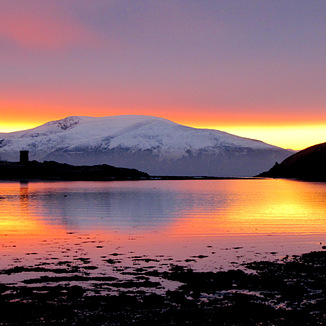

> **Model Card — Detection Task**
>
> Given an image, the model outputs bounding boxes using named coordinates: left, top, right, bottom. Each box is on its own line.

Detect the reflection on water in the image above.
left=34, top=186, right=191, bottom=230
left=1, top=179, right=326, bottom=274
left=2, top=179, right=326, bottom=235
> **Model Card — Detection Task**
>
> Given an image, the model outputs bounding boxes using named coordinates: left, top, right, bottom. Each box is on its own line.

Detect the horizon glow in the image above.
left=217, top=125, right=326, bottom=150
left=0, top=116, right=325, bottom=151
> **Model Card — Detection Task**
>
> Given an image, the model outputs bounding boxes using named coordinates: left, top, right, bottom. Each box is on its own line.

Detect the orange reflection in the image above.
left=1, top=180, right=326, bottom=248
left=167, top=180, right=326, bottom=237
left=0, top=183, right=57, bottom=238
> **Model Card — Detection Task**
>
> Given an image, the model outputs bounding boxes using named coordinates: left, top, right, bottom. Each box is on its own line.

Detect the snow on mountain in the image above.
left=0, top=115, right=292, bottom=176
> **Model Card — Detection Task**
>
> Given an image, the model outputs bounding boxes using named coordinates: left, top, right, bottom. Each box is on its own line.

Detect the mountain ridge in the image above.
left=0, top=115, right=292, bottom=177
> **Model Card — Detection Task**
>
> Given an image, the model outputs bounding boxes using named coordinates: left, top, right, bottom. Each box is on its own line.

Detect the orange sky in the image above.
left=0, top=101, right=325, bottom=150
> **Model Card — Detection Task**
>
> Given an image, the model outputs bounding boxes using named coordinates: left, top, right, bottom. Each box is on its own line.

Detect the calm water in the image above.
left=1, top=179, right=326, bottom=291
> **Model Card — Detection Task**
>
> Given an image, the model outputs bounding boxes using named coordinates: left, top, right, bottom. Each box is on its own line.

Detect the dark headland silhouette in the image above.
left=0, top=151, right=254, bottom=181
left=258, top=142, right=326, bottom=181
left=0, top=151, right=149, bottom=181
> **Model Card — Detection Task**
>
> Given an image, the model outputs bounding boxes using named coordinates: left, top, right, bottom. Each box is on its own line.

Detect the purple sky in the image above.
left=1, top=1, right=326, bottom=148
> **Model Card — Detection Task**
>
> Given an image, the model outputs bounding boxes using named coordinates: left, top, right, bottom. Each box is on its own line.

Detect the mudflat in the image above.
left=1, top=250, right=326, bottom=325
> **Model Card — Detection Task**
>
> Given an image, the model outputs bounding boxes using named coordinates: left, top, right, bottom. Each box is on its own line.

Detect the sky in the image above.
left=0, top=0, right=326, bottom=150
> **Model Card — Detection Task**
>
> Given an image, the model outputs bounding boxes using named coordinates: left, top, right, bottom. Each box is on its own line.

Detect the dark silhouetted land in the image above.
left=0, top=160, right=149, bottom=181
left=258, top=142, right=326, bottom=181
left=0, top=159, right=256, bottom=181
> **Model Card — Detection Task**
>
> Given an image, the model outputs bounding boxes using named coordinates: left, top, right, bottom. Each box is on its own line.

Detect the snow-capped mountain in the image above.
left=0, top=115, right=292, bottom=176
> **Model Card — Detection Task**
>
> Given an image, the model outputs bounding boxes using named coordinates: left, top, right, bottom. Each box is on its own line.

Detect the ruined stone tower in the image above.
left=20, top=150, right=29, bottom=164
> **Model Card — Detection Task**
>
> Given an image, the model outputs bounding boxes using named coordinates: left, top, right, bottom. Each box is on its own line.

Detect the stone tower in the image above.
left=20, top=150, right=29, bottom=164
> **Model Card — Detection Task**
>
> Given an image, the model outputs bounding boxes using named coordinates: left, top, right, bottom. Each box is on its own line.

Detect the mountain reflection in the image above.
left=2, top=180, right=326, bottom=236
left=27, top=183, right=209, bottom=231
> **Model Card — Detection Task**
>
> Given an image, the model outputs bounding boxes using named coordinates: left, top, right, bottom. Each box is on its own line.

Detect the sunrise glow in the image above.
left=1, top=115, right=325, bottom=151
left=216, top=125, right=326, bottom=150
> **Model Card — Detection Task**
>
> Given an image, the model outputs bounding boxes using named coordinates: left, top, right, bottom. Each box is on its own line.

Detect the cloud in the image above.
left=0, top=1, right=101, bottom=51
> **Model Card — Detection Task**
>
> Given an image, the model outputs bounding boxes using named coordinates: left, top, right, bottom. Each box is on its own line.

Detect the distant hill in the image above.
left=0, top=115, right=292, bottom=177
left=258, top=142, right=326, bottom=181
left=0, top=160, right=149, bottom=181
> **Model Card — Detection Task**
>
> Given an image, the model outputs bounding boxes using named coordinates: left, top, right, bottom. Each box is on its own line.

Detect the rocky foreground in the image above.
left=1, top=250, right=326, bottom=325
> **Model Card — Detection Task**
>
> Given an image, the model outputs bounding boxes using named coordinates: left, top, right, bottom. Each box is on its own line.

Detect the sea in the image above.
left=1, top=179, right=326, bottom=294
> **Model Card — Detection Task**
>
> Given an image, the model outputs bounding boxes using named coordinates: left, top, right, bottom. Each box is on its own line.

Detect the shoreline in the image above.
left=0, top=176, right=259, bottom=182
left=0, top=160, right=260, bottom=181
left=1, top=249, right=326, bottom=325
left=2, top=160, right=325, bottom=182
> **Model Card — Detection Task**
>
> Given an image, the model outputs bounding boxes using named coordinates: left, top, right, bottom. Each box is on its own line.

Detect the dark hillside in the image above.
left=258, top=142, right=326, bottom=181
